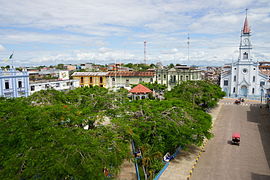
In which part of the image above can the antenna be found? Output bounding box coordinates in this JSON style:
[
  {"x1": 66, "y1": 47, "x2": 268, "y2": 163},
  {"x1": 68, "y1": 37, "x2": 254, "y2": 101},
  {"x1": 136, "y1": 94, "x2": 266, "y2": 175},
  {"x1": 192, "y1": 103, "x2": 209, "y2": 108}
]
[
  {"x1": 144, "y1": 41, "x2": 147, "y2": 64},
  {"x1": 187, "y1": 34, "x2": 190, "y2": 61},
  {"x1": 245, "y1": 8, "x2": 248, "y2": 17}
]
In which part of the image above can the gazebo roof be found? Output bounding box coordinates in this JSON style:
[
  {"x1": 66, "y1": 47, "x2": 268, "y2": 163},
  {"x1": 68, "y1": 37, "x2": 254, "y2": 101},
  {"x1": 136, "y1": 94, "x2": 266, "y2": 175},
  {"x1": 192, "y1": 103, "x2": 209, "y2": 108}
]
[{"x1": 129, "y1": 84, "x2": 152, "y2": 94}]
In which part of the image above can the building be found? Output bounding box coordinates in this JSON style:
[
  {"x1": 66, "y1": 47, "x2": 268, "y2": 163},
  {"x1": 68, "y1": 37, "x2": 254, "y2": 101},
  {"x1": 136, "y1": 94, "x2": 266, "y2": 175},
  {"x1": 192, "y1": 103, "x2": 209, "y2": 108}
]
[
  {"x1": 129, "y1": 84, "x2": 152, "y2": 100},
  {"x1": 71, "y1": 72, "x2": 107, "y2": 87},
  {"x1": 220, "y1": 13, "x2": 269, "y2": 99},
  {"x1": 106, "y1": 71, "x2": 155, "y2": 90},
  {"x1": 155, "y1": 65, "x2": 202, "y2": 90},
  {"x1": 0, "y1": 68, "x2": 30, "y2": 98},
  {"x1": 29, "y1": 79, "x2": 79, "y2": 95}
]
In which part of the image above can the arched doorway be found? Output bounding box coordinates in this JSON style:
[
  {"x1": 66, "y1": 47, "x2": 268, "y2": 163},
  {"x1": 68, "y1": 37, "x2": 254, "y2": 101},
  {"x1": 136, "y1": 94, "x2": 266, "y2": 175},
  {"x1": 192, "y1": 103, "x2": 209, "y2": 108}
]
[{"x1": 240, "y1": 85, "x2": 248, "y2": 97}]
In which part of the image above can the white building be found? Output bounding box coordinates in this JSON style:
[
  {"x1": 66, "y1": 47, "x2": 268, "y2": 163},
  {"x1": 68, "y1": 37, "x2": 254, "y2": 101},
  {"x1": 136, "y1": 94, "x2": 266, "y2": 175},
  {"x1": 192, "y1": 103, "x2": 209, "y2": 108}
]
[
  {"x1": 106, "y1": 71, "x2": 155, "y2": 90},
  {"x1": 0, "y1": 68, "x2": 30, "y2": 98},
  {"x1": 220, "y1": 14, "x2": 269, "y2": 99},
  {"x1": 30, "y1": 79, "x2": 80, "y2": 95},
  {"x1": 156, "y1": 65, "x2": 202, "y2": 91}
]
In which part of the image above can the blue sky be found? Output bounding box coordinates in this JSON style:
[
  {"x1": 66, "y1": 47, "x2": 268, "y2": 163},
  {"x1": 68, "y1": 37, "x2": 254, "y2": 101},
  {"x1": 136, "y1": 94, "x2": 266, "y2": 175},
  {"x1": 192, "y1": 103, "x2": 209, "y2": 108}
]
[{"x1": 0, "y1": 0, "x2": 269, "y2": 66}]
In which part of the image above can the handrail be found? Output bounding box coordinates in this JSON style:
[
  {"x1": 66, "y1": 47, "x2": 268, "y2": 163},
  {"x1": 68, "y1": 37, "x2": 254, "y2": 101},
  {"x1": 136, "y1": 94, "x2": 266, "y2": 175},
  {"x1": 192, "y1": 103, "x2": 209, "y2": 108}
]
[{"x1": 131, "y1": 140, "x2": 140, "y2": 180}]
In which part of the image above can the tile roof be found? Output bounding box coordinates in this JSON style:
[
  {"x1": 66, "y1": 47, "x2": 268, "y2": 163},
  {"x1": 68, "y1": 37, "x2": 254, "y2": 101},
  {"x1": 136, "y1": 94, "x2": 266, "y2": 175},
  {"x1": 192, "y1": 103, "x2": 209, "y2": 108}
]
[
  {"x1": 129, "y1": 84, "x2": 152, "y2": 94},
  {"x1": 71, "y1": 72, "x2": 108, "y2": 76},
  {"x1": 107, "y1": 71, "x2": 154, "y2": 77}
]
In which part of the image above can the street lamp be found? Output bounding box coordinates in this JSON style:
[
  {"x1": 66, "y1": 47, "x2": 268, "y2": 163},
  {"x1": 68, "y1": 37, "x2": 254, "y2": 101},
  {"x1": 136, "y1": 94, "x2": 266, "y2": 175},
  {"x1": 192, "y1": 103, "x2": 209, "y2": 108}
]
[{"x1": 260, "y1": 84, "x2": 264, "y2": 107}]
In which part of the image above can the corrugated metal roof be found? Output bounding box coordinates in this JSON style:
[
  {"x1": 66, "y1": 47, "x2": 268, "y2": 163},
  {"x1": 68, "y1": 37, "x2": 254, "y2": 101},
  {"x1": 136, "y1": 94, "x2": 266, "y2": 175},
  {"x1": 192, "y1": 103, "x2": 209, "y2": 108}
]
[
  {"x1": 107, "y1": 71, "x2": 154, "y2": 77},
  {"x1": 71, "y1": 72, "x2": 108, "y2": 76}
]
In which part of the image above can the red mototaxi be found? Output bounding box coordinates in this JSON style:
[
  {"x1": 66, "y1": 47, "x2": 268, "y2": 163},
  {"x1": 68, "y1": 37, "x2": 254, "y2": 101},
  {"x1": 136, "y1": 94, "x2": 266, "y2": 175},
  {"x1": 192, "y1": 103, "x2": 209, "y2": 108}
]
[{"x1": 232, "y1": 133, "x2": 240, "y2": 145}]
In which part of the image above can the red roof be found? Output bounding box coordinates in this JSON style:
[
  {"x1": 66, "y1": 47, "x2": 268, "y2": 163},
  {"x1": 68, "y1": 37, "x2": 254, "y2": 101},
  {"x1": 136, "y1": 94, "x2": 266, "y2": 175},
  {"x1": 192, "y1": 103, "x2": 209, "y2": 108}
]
[
  {"x1": 129, "y1": 84, "x2": 152, "y2": 94},
  {"x1": 243, "y1": 17, "x2": 250, "y2": 34}
]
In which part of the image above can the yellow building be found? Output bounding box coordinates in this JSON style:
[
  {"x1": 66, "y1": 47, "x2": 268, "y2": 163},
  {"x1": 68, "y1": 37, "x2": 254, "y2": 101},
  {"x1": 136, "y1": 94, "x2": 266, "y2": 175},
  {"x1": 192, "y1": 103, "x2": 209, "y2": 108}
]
[{"x1": 71, "y1": 72, "x2": 107, "y2": 87}]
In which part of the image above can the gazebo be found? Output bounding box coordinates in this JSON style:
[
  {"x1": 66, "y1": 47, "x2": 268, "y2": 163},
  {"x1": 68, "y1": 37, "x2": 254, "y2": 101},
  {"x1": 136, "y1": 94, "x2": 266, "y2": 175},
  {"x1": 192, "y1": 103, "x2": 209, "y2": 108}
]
[{"x1": 129, "y1": 84, "x2": 152, "y2": 100}]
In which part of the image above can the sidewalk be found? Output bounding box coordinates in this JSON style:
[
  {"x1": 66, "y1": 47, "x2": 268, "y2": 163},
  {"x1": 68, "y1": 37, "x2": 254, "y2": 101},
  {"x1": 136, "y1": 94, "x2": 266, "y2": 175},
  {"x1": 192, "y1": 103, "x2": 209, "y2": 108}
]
[{"x1": 159, "y1": 103, "x2": 223, "y2": 180}]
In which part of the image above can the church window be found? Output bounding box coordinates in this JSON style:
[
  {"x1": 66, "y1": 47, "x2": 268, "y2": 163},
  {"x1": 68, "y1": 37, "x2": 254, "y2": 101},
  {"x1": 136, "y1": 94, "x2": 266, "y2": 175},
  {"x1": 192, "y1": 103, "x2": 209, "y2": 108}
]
[
  {"x1": 252, "y1": 88, "x2": 254, "y2": 94},
  {"x1": 233, "y1": 87, "x2": 235, "y2": 93},
  {"x1": 243, "y1": 52, "x2": 248, "y2": 59},
  {"x1": 260, "y1": 81, "x2": 265, "y2": 86},
  {"x1": 233, "y1": 76, "x2": 236, "y2": 82},
  {"x1": 242, "y1": 69, "x2": 248, "y2": 74},
  {"x1": 224, "y1": 80, "x2": 228, "y2": 86},
  {"x1": 253, "y1": 76, "x2": 255, "y2": 82}
]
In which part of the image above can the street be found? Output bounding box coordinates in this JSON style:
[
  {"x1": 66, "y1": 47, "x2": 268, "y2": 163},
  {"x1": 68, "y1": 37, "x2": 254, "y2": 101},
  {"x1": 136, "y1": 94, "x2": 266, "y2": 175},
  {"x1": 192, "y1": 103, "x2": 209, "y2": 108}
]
[{"x1": 191, "y1": 99, "x2": 270, "y2": 180}]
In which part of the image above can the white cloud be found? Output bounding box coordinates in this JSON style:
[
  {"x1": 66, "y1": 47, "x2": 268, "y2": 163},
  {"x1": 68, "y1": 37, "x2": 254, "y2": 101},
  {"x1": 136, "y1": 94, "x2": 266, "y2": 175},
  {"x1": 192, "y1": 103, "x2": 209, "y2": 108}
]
[
  {"x1": 0, "y1": 44, "x2": 5, "y2": 51},
  {"x1": 0, "y1": 0, "x2": 269, "y2": 66}
]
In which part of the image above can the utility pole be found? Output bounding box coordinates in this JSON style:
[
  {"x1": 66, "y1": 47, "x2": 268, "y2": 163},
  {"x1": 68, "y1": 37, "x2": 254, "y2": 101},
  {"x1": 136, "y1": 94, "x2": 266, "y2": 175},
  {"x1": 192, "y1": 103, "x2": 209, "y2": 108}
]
[
  {"x1": 187, "y1": 34, "x2": 190, "y2": 62},
  {"x1": 144, "y1": 41, "x2": 147, "y2": 64}
]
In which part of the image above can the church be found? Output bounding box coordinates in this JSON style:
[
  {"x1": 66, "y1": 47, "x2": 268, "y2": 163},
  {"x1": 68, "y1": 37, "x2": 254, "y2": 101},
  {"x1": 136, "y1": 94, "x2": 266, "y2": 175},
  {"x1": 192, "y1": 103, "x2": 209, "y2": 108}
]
[{"x1": 220, "y1": 13, "x2": 269, "y2": 99}]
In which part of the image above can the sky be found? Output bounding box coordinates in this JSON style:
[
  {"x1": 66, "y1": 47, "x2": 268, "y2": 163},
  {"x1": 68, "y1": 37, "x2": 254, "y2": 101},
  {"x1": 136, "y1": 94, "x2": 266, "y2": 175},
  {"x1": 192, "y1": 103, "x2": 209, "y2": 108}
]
[{"x1": 0, "y1": 0, "x2": 270, "y2": 67}]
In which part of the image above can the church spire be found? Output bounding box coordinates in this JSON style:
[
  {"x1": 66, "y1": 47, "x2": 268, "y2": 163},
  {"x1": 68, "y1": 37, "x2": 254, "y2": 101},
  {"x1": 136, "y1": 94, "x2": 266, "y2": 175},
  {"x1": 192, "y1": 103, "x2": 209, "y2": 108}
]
[{"x1": 243, "y1": 8, "x2": 250, "y2": 34}]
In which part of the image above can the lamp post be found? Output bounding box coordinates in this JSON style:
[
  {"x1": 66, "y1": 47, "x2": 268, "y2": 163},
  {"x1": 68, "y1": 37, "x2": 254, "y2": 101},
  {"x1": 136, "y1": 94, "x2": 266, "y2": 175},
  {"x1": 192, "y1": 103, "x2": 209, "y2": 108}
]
[{"x1": 260, "y1": 84, "x2": 264, "y2": 107}]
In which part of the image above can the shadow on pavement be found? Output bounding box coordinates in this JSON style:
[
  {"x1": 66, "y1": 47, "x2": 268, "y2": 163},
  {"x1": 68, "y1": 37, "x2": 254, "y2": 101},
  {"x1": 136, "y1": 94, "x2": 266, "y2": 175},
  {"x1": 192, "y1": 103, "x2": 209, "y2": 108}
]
[
  {"x1": 251, "y1": 172, "x2": 270, "y2": 180},
  {"x1": 247, "y1": 104, "x2": 270, "y2": 169}
]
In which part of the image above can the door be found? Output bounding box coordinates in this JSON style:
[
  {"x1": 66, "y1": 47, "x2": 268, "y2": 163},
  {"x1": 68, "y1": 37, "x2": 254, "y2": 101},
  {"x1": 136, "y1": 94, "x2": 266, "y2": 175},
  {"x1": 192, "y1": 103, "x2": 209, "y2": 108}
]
[{"x1": 240, "y1": 85, "x2": 248, "y2": 97}]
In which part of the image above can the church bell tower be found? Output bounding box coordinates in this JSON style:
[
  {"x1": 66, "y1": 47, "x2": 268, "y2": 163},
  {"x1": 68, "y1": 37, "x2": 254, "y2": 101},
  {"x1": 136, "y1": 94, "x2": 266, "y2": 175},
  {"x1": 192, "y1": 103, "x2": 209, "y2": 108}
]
[{"x1": 238, "y1": 9, "x2": 252, "y2": 62}]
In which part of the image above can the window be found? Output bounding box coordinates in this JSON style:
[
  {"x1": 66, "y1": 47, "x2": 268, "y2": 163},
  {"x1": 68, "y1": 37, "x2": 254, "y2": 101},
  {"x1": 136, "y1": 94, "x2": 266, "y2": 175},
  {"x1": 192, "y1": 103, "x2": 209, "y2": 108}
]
[
  {"x1": 90, "y1": 77, "x2": 93, "y2": 83},
  {"x1": 112, "y1": 77, "x2": 115, "y2": 81},
  {"x1": 253, "y1": 76, "x2": 255, "y2": 82},
  {"x1": 18, "y1": 81, "x2": 22, "y2": 88},
  {"x1": 164, "y1": 75, "x2": 166, "y2": 78},
  {"x1": 31, "y1": 86, "x2": 35, "y2": 91},
  {"x1": 254, "y1": 68, "x2": 256, "y2": 70},
  {"x1": 260, "y1": 81, "x2": 265, "y2": 86},
  {"x1": 234, "y1": 68, "x2": 236, "y2": 70},
  {"x1": 186, "y1": 76, "x2": 189, "y2": 80},
  {"x1": 224, "y1": 80, "x2": 228, "y2": 86},
  {"x1": 100, "y1": 85, "x2": 103, "y2": 87},
  {"x1": 100, "y1": 77, "x2": 103, "y2": 83},
  {"x1": 233, "y1": 87, "x2": 235, "y2": 93},
  {"x1": 242, "y1": 69, "x2": 248, "y2": 74},
  {"x1": 139, "y1": 78, "x2": 142, "y2": 82},
  {"x1": 80, "y1": 77, "x2": 84, "y2": 83},
  {"x1": 125, "y1": 79, "x2": 129, "y2": 87},
  {"x1": 150, "y1": 78, "x2": 153, "y2": 83},
  {"x1": 234, "y1": 76, "x2": 236, "y2": 82},
  {"x1": 252, "y1": 88, "x2": 255, "y2": 94},
  {"x1": 56, "y1": 83, "x2": 60, "y2": 87},
  {"x1": 180, "y1": 76, "x2": 183, "y2": 80},
  {"x1": 243, "y1": 52, "x2": 248, "y2": 59},
  {"x1": 5, "y1": 81, "x2": 9, "y2": 89}
]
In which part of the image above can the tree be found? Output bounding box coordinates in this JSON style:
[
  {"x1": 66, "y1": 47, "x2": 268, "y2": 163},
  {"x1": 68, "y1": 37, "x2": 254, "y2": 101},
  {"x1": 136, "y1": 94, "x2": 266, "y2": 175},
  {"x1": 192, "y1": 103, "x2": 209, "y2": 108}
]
[{"x1": 0, "y1": 88, "x2": 130, "y2": 179}]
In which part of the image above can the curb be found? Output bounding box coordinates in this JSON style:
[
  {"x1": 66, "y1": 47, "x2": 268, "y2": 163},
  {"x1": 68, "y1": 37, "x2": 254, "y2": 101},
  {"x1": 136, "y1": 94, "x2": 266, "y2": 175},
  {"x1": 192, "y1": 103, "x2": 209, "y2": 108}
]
[{"x1": 186, "y1": 139, "x2": 208, "y2": 180}]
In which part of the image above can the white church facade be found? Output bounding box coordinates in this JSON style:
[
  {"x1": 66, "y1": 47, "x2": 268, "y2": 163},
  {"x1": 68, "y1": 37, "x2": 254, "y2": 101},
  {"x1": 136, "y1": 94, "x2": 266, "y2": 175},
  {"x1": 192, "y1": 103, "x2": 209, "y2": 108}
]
[{"x1": 220, "y1": 14, "x2": 269, "y2": 99}]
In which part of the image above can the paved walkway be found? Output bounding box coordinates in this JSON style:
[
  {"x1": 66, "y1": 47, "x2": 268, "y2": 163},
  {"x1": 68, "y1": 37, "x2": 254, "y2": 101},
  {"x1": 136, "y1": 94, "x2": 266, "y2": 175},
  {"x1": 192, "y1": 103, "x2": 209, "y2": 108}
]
[
  {"x1": 159, "y1": 103, "x2": 223, "y2": 180},
  {"x1": 117, "y1": 159, "x2": 136, "y2": 180}
]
